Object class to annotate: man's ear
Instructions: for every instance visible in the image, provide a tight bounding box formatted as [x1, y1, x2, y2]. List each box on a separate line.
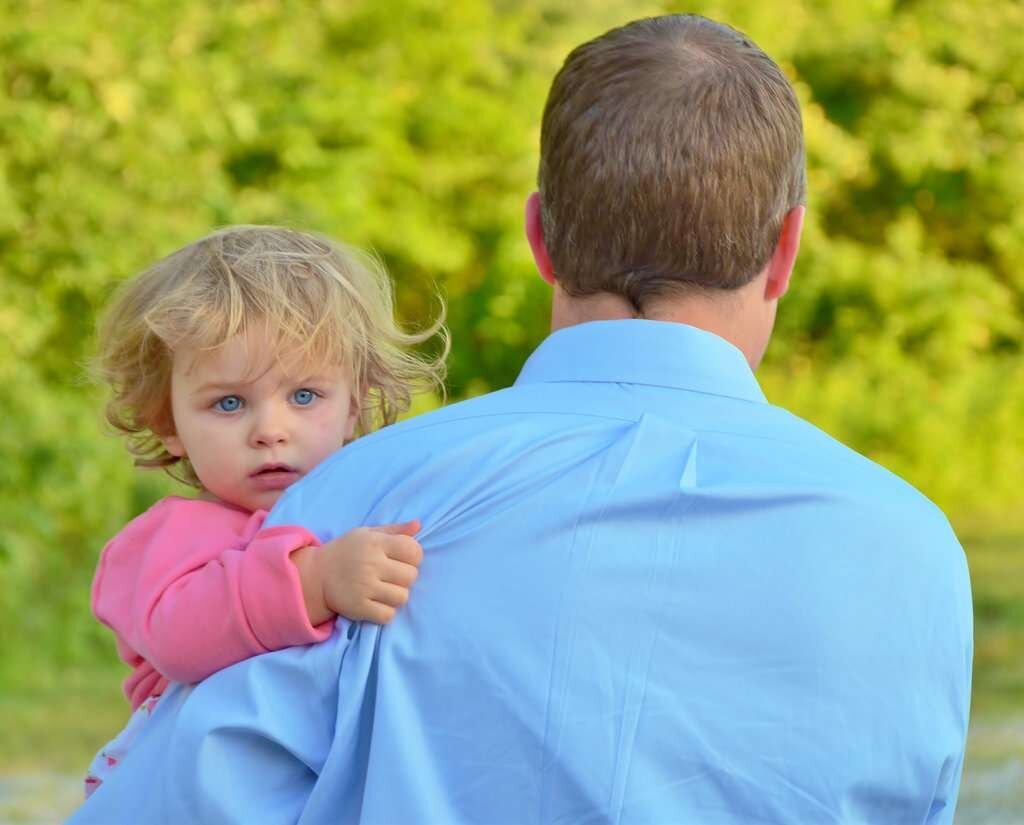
[162, 433, 186, 458]
[764, 205, 806, 301]
[525, 192, 556, 286]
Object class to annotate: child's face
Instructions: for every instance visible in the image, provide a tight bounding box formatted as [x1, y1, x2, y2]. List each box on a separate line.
[162, 330, 359, 512]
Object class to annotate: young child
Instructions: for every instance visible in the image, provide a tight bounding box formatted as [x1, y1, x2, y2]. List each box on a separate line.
[84, 225, 446, 796]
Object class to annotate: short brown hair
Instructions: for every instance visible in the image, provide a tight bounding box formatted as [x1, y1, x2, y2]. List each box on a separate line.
[538, 15, 806, 311]
[94, 225, 448, 486]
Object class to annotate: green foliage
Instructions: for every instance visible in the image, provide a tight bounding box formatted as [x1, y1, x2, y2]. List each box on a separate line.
[741, 0, 1024, 512]
[1, 0, 1022, 687]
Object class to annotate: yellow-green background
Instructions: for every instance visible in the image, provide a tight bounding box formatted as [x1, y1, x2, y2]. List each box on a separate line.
[1, 0, 1021, 820]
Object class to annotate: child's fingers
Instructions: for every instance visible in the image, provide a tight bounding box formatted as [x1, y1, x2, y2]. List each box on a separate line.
[369, 519, 421, 537]
[373, 581, 411, 608]
[383, 535, 424, 566]
[381, 559, 419, 588]
[360, 601, 397, 625]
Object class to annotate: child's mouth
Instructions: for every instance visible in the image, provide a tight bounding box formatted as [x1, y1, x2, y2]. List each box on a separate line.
[250, 464, 300, 489]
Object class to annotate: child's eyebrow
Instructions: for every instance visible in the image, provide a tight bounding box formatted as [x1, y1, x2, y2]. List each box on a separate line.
[192, 380, 252, 395]
[192, 374, 332, 395]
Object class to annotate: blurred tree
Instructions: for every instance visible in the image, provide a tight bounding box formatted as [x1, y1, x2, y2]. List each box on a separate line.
[0, 0, 1021, 676]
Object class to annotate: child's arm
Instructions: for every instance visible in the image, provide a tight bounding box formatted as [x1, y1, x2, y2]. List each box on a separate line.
[91, 500, 325, 685]
[93, 500, 424, 687]
[290, 520, 423, 626]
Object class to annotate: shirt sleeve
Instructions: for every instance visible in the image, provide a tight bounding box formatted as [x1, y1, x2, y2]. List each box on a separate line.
[924, 528, 975, 825]
[91, 498, 334, 684]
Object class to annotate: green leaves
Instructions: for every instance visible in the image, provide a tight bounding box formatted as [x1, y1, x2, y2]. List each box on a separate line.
[1, 0, 1022, 672]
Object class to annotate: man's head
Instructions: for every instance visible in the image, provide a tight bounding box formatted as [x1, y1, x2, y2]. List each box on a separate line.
[527, 14, 806, 366]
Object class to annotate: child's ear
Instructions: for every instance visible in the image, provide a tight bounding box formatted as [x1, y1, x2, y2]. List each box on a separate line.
[345, 395, 361, 441]
[162, 433, 186, 458]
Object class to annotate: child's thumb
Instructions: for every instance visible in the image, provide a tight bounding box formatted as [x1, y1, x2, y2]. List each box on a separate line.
[371, 519, 421, 537]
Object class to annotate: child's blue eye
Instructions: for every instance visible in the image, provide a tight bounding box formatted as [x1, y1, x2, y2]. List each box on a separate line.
[214, 395, 243, 413]
[292, 389, 316, 406]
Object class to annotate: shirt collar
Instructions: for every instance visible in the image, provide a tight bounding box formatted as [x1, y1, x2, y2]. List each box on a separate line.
[514, 319, 767, 404]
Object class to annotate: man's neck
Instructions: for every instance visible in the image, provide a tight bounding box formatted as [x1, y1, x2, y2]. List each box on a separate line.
[549, 280, 772, 369]
[549, 289, 636, 331]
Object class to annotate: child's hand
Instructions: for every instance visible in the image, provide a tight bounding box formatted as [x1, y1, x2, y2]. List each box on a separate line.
[317, 520, 423, 624]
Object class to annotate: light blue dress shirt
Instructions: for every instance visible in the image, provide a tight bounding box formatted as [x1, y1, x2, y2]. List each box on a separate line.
[72, 320, 972, 825]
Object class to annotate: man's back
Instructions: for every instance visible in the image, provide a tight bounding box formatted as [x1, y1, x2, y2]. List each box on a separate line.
[72, 321, 971, 824]
[150, 320, 965, 825]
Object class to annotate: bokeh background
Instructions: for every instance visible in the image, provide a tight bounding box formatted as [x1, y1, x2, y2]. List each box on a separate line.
[1, 0, 1021, 821]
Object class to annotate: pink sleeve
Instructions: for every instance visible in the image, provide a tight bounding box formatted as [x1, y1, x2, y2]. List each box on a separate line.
[91, 498, 334, 685]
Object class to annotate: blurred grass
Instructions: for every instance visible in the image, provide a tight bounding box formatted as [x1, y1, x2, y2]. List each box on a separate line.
[960, 521, 1024, 717]
[0, 660, 124, 774]
[1, 519, 1020, 776]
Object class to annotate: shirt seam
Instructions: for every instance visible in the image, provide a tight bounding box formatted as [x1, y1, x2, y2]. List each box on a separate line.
[515, 377, 765, 405]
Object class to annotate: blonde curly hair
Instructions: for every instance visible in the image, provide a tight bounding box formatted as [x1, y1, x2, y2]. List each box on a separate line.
[94, 225, 448, 486]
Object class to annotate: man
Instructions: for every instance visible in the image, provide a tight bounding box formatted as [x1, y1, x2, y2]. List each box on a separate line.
[73, 14, 972, 824]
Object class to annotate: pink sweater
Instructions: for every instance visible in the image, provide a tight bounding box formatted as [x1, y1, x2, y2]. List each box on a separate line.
[91, 496, 334, 710]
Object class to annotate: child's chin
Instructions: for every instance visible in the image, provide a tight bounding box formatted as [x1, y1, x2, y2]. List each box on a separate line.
[223, 489, 284, 513]
[252, 490, 286, 510]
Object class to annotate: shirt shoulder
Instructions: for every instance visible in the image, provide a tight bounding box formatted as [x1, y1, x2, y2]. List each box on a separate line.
[292, 384, 621, 489]
[270, 384, 635, 534]
[763, 404, 960, 550]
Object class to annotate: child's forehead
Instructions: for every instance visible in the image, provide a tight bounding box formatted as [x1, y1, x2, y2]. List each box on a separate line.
[174, 334, 344, 385]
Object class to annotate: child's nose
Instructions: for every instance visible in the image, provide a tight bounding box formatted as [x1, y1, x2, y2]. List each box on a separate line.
[252, 429, 287, 447]
[250, 410, 289, 448]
